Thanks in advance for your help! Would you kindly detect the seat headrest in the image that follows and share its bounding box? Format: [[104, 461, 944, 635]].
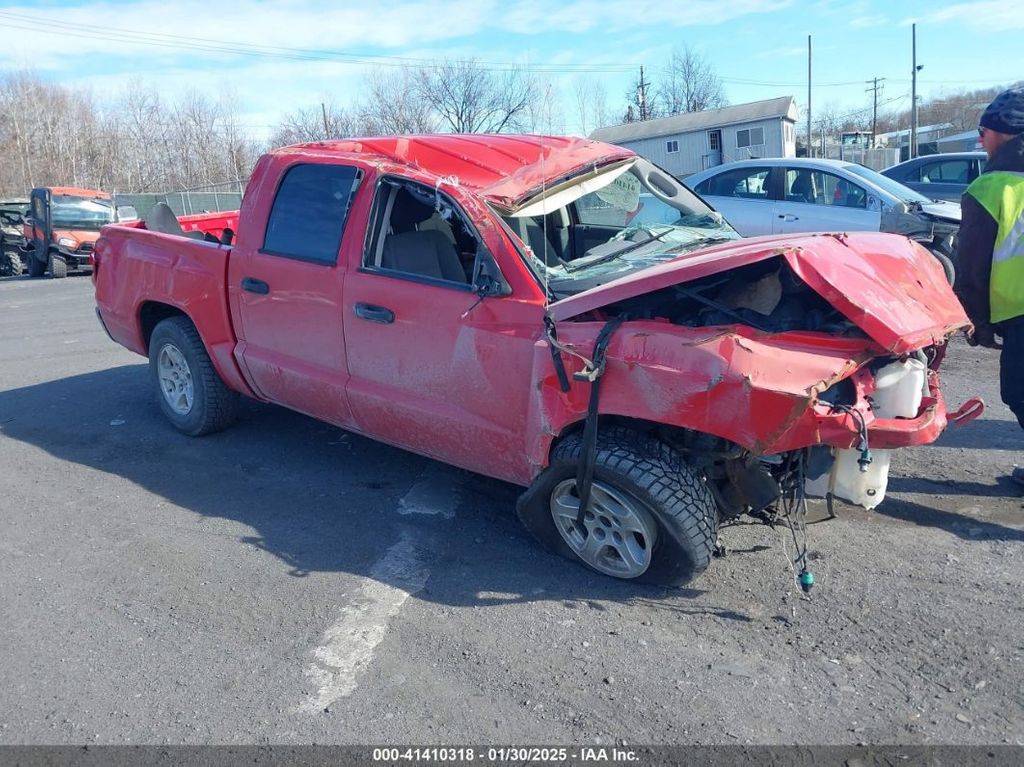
[[144, 202, 185, 237], [390, 188, 434, 233]]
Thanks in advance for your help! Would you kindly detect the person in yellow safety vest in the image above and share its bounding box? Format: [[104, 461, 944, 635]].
[[955, 86, 1024, 479]]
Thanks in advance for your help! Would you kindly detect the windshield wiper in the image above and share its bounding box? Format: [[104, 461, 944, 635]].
[[563, 227, 675, 273]]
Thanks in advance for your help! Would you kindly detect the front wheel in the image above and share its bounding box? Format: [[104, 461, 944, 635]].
[[927, 247, 956, 286], [48, 252, 67, 279], [517, 427, 718, 586], [0, 248, 21, 277], [148, 317, 239, 436]]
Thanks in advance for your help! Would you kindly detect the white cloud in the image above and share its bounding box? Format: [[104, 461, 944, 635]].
[[902, 0, 1024, 30], [0, 0, 790, 138]]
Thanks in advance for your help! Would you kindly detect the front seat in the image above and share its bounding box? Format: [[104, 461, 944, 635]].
[[789, 173, 814, 204], [382, 189, 466, 283]]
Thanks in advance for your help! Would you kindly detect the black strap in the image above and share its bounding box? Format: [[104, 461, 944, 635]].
[[544, 315, 571, 393], [573, 317, 624, 528]]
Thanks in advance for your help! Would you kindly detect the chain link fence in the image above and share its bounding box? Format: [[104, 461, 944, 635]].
[[115, 181, 244, 219]]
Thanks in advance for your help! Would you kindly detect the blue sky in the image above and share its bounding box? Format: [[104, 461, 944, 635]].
[[0, 0, 1018, 140]]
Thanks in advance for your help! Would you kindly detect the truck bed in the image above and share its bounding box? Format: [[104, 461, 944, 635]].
[[93, 208, 253, 397]]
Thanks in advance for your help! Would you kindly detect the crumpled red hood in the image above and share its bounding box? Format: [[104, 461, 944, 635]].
[[549, 231, 970, 354]]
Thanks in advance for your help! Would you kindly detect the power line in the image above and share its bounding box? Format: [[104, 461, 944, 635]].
[[0, 10, 637, 74]]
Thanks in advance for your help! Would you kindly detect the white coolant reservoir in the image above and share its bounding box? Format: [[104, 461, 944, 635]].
[[872, 358, 926, 418]]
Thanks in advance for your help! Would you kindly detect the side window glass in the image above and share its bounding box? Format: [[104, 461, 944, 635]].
[[695, 167, 771, 199], [921, 161, 970, 184], [263, 163, 361, 264], [364, 181, 479, 286], [785, 170, 866, 209]]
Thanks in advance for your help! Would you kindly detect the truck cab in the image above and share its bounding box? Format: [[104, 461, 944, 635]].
[[24, 187, 116, 278]]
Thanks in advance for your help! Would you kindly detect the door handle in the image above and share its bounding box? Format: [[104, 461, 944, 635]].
[[241, 277, 269, 295], [354, 303, 395, 324], [778, 214, 799, 222]]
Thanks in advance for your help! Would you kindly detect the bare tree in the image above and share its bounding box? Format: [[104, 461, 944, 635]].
[[359, 67, 436, 135], [524, 78, 564, 135], [269, 100, 360, 147], [573, 76, 609, 135], [659, 46, 727, 115], [0, 70, 261, 197], [413, 58, 536, 133]]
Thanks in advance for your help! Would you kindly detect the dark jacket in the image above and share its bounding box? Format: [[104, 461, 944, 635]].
[[956, 133, 1024, 327]]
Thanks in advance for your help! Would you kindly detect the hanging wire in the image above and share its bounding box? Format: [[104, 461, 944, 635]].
[[777, 451, 814, 595]]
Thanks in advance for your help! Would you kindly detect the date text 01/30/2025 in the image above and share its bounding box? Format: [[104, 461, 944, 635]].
[[371, 746, 640, 762]]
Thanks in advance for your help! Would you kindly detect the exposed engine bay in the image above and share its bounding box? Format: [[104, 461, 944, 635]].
[[596, 255, 865, 337]]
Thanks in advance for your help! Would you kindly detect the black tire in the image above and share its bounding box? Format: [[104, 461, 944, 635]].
[[148, 316, 239, 436], [0, 248, 21, 277], [27, 254, 45, 278], [928, 248, 956, 286], [48, 252, 67, 279], [517, 426, 718, 586]]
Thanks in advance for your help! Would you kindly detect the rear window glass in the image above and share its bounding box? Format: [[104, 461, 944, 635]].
[[263, 164, 361, 264]]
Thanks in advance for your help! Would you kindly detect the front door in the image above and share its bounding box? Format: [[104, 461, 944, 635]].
[[343, 177, 540, 483], [228, 160, 364, 428], [707, 130, 723, 167], [772, 167, 880, 234]]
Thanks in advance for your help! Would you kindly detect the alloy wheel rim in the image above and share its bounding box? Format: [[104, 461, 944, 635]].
[[157, 343, 194, 415], [550, 479, 658, 578]]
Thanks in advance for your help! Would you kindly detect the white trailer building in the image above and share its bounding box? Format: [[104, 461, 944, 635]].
[[590, 96, 798, 179]]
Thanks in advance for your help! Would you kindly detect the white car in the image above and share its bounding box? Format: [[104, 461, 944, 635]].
[[684, 158, 961, 266]]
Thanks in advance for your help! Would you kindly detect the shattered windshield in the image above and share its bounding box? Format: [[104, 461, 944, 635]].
[[502, 160, 740, 297], [51, 196, 115, 230]]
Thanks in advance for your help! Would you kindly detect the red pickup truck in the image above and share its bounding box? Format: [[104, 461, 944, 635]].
[[94, 135, 977, 586]]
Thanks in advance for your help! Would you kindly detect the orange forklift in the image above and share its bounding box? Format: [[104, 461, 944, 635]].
[[23, 187, 117, 278]]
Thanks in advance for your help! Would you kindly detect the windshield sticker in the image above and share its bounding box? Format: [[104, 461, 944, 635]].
[[596, 173, 641, 212]]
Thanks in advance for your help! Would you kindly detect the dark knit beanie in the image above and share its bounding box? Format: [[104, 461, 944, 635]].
[[980, 87, 1024, 135]]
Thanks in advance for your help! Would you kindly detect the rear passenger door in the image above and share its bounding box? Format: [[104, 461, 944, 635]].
[[689, 166, 775, 236], [228, 160, 364, 428]]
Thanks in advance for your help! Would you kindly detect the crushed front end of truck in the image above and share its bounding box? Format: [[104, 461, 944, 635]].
[[540, 231, 979, 518]]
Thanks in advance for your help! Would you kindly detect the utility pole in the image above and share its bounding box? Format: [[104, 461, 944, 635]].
[[807, 35, 812, 158], [637, 66, 650, 121], [321, 102, 330, 138], [911, 24, 922, 159], [866, 77, 885, 147]]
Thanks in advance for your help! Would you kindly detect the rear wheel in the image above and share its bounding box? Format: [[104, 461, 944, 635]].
[[518, 427, 718, 586], [48, 252, 67, 279], [149, 317, 239, 436]]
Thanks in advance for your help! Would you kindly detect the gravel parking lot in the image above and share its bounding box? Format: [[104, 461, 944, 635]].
[[1, 274, 1022, 746]]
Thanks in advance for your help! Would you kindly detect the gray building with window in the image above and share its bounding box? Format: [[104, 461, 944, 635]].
[[590, 96, 798, 179]]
